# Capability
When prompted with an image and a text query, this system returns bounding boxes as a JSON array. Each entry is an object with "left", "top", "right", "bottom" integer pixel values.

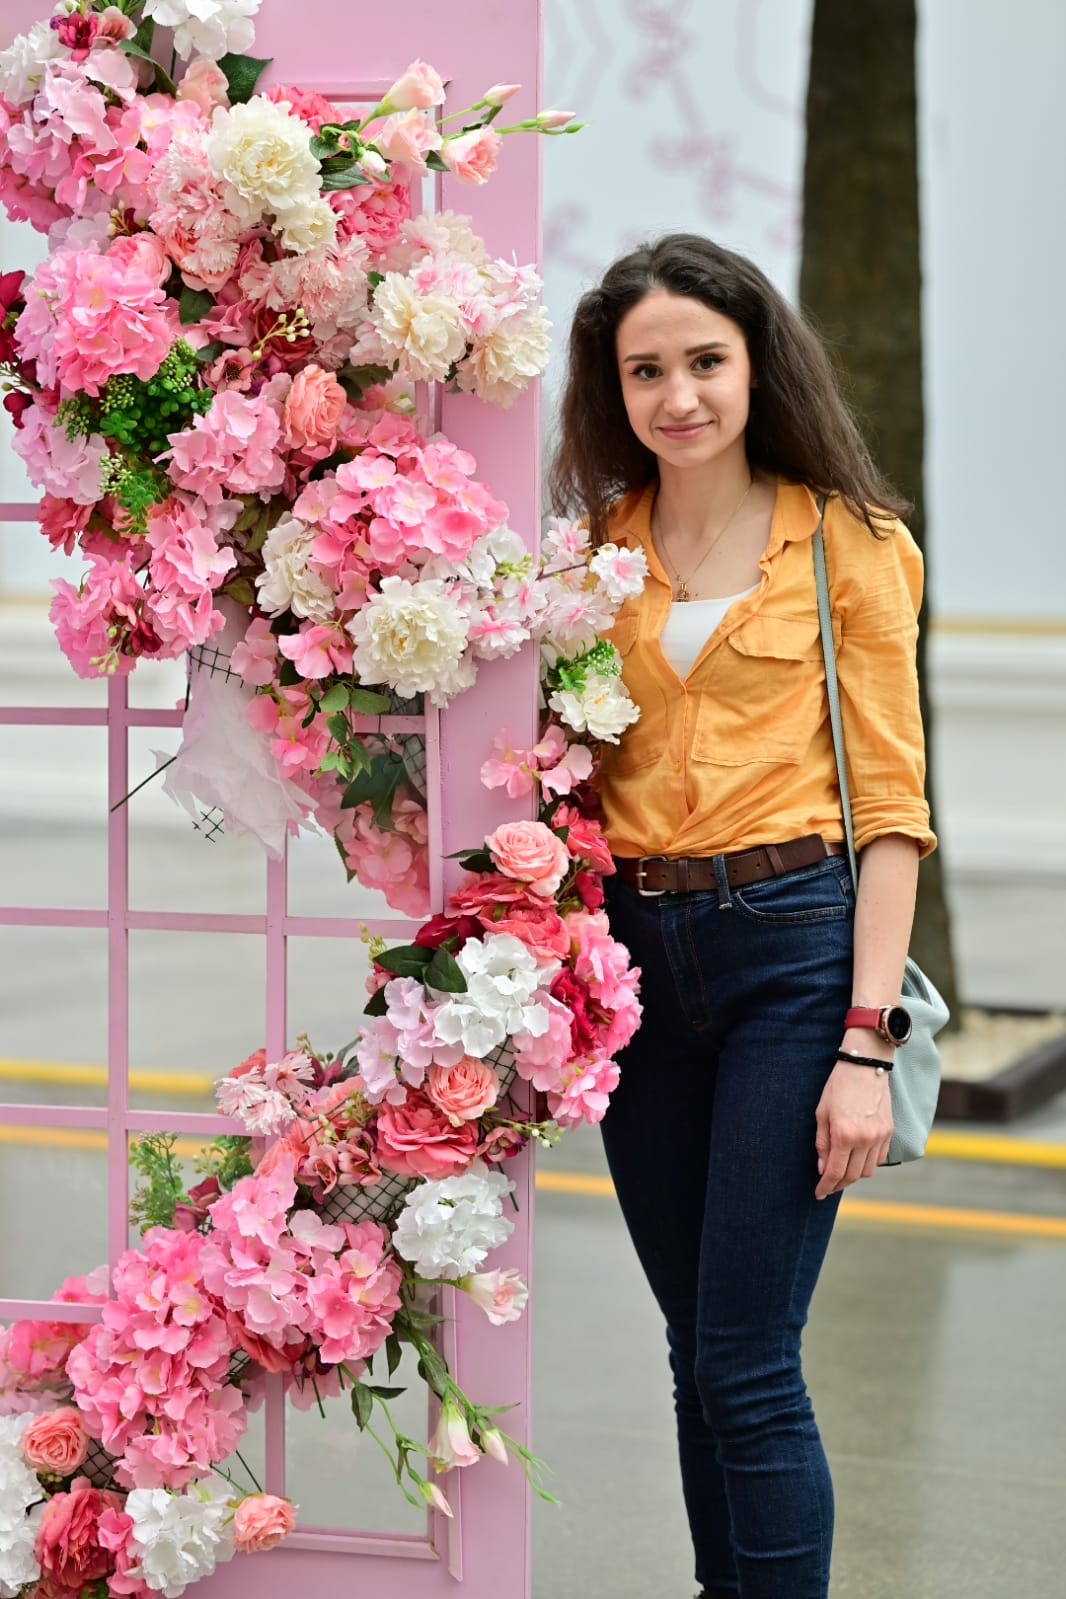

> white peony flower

[
  {"left": 274, "top": 197, "right": 338, "bottom": 256},
  {"left": 348, "top": 576, "right": 474, "bottom": 705},
  {"left": 549, "top": 670, "right": 641, "bottom": 744},
  {"left": 255, "top": 514, "right": 336, "bottom": 622},
  {"left": 206, "top": 95, "right": 322, "bottom": 223},
  {"left": 143, "top": 0, "right": 261, "bottom": 63},
  {"left": 589, "top": 542, "right": 650, "bottom": 604},
  {"left": 0, "top": 20, "right": 64, "bottom": 106},
  {"left": 457, "top": 304, "right": 552, "bottom": 409},
  {"left": 369, "top": 274, "right": 468, "bottom": 384},
  {"left": 432, "top": 933, "right": 556, "bottom": 1058},
  {"left": 125, "top": 1476, "right": 235, "bottom": 1598},
  {"left": 392, "top": 1161, "right": 514, "bottom": 1279}
]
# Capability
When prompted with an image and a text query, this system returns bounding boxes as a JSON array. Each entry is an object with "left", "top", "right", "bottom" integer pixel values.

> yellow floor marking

[
  {"left": 924, "top": 1129, "right": 1066, "bottom": 1169},
  {"left": 0, "top": 1060, "right": 213, "bottom": 1096},
  {"left": 0, "top": 1131, "right": 1063, "bottom": 1242},
  {"left": 5, "top": 1063, "right": 1066, "bottom": 1169}
]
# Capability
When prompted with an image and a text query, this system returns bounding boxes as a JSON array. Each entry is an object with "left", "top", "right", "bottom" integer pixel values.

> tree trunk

[{"left": 799, "top": 0, "right": 960, "bottom": 1021}]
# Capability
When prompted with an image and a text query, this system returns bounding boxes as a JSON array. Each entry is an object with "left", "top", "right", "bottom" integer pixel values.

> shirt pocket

[{"left": 691, "top": 613, "right": 836, "bottom": 767}]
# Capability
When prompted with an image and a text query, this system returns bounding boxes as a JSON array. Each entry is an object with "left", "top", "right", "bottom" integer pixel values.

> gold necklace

[{"left": 657, "top": 478, "right": 754, "bottom": 602}]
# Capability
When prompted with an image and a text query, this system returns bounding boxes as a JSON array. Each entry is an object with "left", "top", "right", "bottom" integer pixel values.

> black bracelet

[{"left": 836, "top": 1049, "right": 893, "bottom": 1072}]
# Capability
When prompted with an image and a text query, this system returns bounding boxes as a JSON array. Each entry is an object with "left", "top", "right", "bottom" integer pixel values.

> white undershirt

[{"left": 658, "top": 586, "right": 759, "bottom": 678}]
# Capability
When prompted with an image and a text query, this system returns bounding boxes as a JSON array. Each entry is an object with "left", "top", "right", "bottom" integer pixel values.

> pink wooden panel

[{"left": 0, "top": 2, "right": 544, "bottom": 1594}]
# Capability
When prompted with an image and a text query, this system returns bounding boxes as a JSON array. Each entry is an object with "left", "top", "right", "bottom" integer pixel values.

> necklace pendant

[{"left": 676, "top": 580, "right": 689, "bottom": 603}]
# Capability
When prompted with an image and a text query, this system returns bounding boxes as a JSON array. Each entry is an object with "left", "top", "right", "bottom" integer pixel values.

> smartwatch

[{"left": 844, "top": 1005, "right": 913, "bottom": 1045}]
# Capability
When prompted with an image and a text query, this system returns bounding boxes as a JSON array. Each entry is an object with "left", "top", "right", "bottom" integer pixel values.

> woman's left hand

[{"left": 813, "top": 1042, "right": 894, "bottom": 1200}]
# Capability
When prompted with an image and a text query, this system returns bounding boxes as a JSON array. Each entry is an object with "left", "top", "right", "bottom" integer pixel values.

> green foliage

[
  {"left": 195, "top": 1135, "right": 254, "bottom": 1192},
  {"left": 128, "top": 1133, "right": 187, "bottom": 1233},
  {"left": 216, "top": 52, "right": 273, "bottom": 105}
]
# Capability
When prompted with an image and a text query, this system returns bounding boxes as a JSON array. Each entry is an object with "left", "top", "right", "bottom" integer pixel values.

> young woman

[{"left": 549, "top": 234, "right": 935, "bottom": 1599}]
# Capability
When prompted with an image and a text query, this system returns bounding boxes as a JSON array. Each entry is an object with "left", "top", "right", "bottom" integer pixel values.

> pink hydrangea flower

[
  {"left": 49, "top": 248, "right": 179, "bottom": 396},
  {"left": 165, "top": 386, "right": 287, "bottom": 504},
  {"left": 50, "top": 556, "right": 163, "bottom": 678}
]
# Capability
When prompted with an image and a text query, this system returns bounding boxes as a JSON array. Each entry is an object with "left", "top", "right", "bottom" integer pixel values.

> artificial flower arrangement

[
  {"left": 0, "top": 767, "right": 645, "bottom": 1599},
  {"left": 0, "top": 0, "right": 583, "bottom": 894}
]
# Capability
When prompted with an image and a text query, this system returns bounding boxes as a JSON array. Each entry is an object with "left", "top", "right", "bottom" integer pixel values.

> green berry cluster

[
  {"left": 99, "top": 340, "right": 211, "bottom": 460},
  {"left": 99, "top": 453, "right": 169, "bottom": 535}
]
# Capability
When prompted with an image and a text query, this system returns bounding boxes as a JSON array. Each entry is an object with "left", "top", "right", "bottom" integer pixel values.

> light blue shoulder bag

[{"left": 812, "top": 512, "right": 949, "bottom": 1164}]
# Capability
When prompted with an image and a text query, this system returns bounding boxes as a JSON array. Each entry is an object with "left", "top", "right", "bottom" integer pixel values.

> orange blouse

[{"left": 598, "top": 479, "right": 936, "bottom": 861}]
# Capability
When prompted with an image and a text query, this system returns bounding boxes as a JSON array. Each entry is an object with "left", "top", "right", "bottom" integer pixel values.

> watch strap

[{"left": 844, "top": 1006, "right": 886, "bottom": 1034}]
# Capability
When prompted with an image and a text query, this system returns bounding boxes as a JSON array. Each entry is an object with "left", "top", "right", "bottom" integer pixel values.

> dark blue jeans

[{"left": 600, "top": 854, "right": 855, "bottom": 1599}]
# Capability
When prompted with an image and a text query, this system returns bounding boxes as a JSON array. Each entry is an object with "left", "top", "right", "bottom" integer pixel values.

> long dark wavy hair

[{"left": 548, "top": 233, "right": 909, "bottom": 543}]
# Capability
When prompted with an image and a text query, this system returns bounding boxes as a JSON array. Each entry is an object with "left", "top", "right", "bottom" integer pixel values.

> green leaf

[
  {"left": 450, "top": 849, "right": 494, "bottom": 875},
  {"left": 179, "top": 286, "right": 215, "bottom": 326},
  {"left": 318, "top": 683, "right": 351, "bottom": 715},
  {"left": 363, "top": 987, "right": 388, "bottom": 1016},
  {"left": 309, "top": 131, "right": 342, "bottom": 160},
  {"left": 349, "top": 686, "right": 391, "bottom": 715},
  {"left": 365, "top": 1385, "right": 406, "bottom": 1400},
  {"left": 374, "top": 943, "right": 431, "bottom": 980},
  {"left": 217, "top": 52, "right": 273, "bottom": 105},
  {"left": 118, "top": 37, "right": 176, "bottom": 95},
  {"left": 327, "top": 711, "right": 350, "bottom": 743},
  {"left": 193, "top": 340, "right": 225, "bottom": 364},
  {"left": 220, "top": 575, "right": 256, "bottom": 607},
  {"left": 347, "top": 738, "right": 372, "bottom": 778},
  {"left": 317, "top": 750, "right": 345, "bottom": 774},
  {"left": 350, "top": 1382, "right": 374, "bottom": 1430},
  {"left": 385, "top": 1333, "right": 403, "bottom": 1378},
  {"left": 424, "top": 150, "right": 450, "bottom": 173},
  {"left": 367, "top": 272, "right": 385, "bottom": 292},
  {"left": 416, "top": 1345, "right": 449, "bottom": 1400},
  {"left": 277, "top": 658, "right": 301, "bottom": 688},
  {"left": 424, "top": 946, "right": 467, "bottom": 994},
  {"left": 320, "top": 165, "right": 372, "bottom": 192},
  {"left": 337, "top": 362, "right": 394, "bottom": 402}
]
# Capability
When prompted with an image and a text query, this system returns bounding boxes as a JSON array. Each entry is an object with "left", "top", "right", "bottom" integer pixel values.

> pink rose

[
  {"left": 376, "top": 1091, "right": 479, "bottom": 1179},
  {"left": 176, "top": 58, "right": 231, "bottom": 116},
  {"left": 440, "top": 127, "right": 502, "bottom": 186},
  {"left": 107, "top": 232, "right": 171, "bottom": 288},
  {"left": 486, "top": 821, "right": 571, "bottom": 899},
  {"left": 22, "top": 1408, "right": 90, "bottom": 1477},
  {"left": 283, "top": 364, "right": 347, "bottom": 450},
  {"left": 382, "top": 60, "right": 446, "bottom": 111},
  {"left": 490, "top": 902, "right": 572, "bottom": 962},
  {"left": 424, "top": 1058, "right": 500, "bottom": 1125},
  {"left": 370, "top": 110, "right": 443, "bottom": 173},
  {"left": 35, "top": 1478, "right": 123, "bottom": 1591},
  {"left": 232, "top": 1494, "right": 297, "bottom": 1553},
  {"left": 460, "top": 1268, "right": 529, "bottom": 1325}
]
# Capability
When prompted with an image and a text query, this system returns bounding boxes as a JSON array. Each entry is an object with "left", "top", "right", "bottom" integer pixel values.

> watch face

[{"left": 885, "top": 1006, "right": 913, "bottom": 1044}]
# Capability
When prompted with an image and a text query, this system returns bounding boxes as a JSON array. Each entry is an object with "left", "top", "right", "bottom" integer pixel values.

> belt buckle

[{"left": 634, "top": 855, "right": 668, "bottom": 897}]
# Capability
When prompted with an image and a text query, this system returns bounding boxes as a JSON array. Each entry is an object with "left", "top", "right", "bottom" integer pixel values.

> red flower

[
  {"left": 549, "top": 969, "right": 600, "bottom": 1054},
  {"left": 413, "top": 912, "right": 481, "bottom": 951}
]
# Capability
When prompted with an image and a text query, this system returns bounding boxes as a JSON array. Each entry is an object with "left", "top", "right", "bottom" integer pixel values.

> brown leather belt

[{"left": 614, "top": 834, "right": 845, "bottom": 896}]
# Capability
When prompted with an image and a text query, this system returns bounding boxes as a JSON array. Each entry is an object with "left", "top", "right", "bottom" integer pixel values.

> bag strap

[{"left": 812, "top": 498, "right": 859, "bottom": 890}]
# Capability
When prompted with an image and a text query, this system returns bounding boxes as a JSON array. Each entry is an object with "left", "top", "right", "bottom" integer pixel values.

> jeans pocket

[{"left": 731, "top": 857, "right": 854, "bottom": 925}]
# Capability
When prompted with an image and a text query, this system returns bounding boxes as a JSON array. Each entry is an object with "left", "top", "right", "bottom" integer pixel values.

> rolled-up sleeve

[{"left": 836, "top": 524, "right": 936, "bottom": 857}]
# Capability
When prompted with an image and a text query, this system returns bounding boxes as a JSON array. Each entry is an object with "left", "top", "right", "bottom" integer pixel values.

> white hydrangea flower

[
  {"left": 143, "top": 0, "right": 261, "bottom": 63},
  {"left": 548, "top": 669, "right": 640, "bottom": 744},
  {"left": 589, "top": 542, "right": 650, "bottom": 604},
  {"left": 392, "top": 1160, "right": 514, "bottom": 1278},
  {"left": 369, "top": 274, "right": 468, "bottom": 384},
  {"left": 432, "top": 933, "right": 555, "bottom": 1058},
  {"left": 0, "top": 1415, "right": 45, "bottom": 1598},
  {"left": 348, "top": 576, "right": 474, "bottom": 704},
  {"left": 254, "top": 514, "right": 336, "bottom": 622},
  {"left": 125, "top": 1476, "right": 235, "bottom": 1598},
  {"left": 0, "top": 20, "right": 64, "bottom": 106},
  {"left": 206, "top": 95, "right": 322, "bottom": 223},
  {"left": 534, "top": 584, "right": 617, "bottom": 658}
]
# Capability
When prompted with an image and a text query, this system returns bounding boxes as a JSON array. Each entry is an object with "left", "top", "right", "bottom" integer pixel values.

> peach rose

[
  {"left": 22, "top": 1408, "right": 90, "bottom": 1477},
  {"left": 440, "top": 127, "right": 502, "bottom": 186},
  {"left": 376, "top": 1092, "right": 479, "bottom": 1179},
  {"left": 282, "top": 364, "right": 347, "bottom": 450},
  {"left": 232, "top": 1493, "right": 297, "bottom": 1554},
  {"left": 485, "top": 820, "right": 570, "bottom": 898},
  {"left": 176, "top": 58, "right": 231, "bottom": 116},
  {"left": 371, "top": 109, "right": 443, "bottom": 173},
  {"left": 106, "top": 232, "right": 171, "bottom": 288},
  {"left": 382, "top": 60, "right": 445, "bottom": 112},
  {"left": 424, "top": 1058, "right": 500, "bottom": 1126}
]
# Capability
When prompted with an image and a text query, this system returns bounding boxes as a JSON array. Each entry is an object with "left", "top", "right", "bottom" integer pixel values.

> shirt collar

[{"left": 610, "top": 477, "right": 823, "bottom": 568}]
